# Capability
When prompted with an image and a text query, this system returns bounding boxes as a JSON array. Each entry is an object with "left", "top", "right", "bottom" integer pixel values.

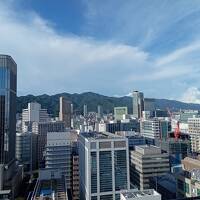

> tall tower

[
  {"left": 59, "top": 96, "right": 71, "bottom": 128},
  {"left": 132, "top": 91, "right": 144, "bottom": 118},
  {"left": 0, "top": 55, "right": 17, "bottom": 165},
  {"left": 97, "top": 105, "right": 103, "bottom": 118},
  {"left": 83, "top": 104, "right": 88, "bottom": 117}
]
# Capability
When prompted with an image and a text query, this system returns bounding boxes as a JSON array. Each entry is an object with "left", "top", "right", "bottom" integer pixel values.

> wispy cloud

[{"left": 180, "top": 87, "right": 200, "bottom": 104}]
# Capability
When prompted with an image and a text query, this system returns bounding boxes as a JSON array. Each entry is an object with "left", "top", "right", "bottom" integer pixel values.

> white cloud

[
  {"left": 180, "top": 87, "right": 200, "bottom": 104},
  {"left": 0, "top": 1, "right": 150, "bottom": 95},
  {"left": 1, "top": 0, "right": 200, "bottom": 101}
]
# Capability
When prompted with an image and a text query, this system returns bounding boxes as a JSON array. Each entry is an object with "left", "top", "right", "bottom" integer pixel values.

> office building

[
  {"left": 155, "top": 138, "right": 191, "bottom": 168},
  {"left": 97, "top": 105, "right": 103, "bottom": 119},
  {"left": 141, "top": 118, "right": 171, "bottom": 142},
  {"left": 188, "top": 118, "right": 200, "bottom": 153},
  {"left": 45, "top": 132, "right": 77, "bottom": 189},
  {"left": 78, "top": 131, "right": 130, "bottom": 200},
  {"left": 22, "top": 102, "right": 49, "bottom": 132},
  {"left": 180, "top": 110, "right": 199, "bottom": 123},
  {"left": 0, "top": 55, "right": 23, "bottom": 198},
  {"left": 83, "top": 104, "right": 88, "bottom": 117},
  {"left": 133, "top": 91, "right": 144, "bottom": 119},
  {"left": 106, "top": 120, "right": 140, "bottom": 134},
  {"left": 130, "top": 145, "right": 169, "bottom": 190},
  {"left": 32, "top": 121, "right": 65, "bottom": 167},
  {"left": 59, "top": 96, "right": 72, "bottom": 128},
  {"left": 16, "top": 132, "right": 38, "bottom": 172},
  {"left": 120, "top": 189, "right": 161, "bottom": 200},
  {"left": 114, "top": 107, "right": 128, "bottom": 121}
]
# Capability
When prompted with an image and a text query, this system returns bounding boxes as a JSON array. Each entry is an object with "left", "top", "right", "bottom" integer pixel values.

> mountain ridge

[{"left": 17, "top": 92, "right": 200, "bottom": 116}]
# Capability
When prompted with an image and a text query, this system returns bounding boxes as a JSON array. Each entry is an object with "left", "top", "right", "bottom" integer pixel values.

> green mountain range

[{"left": 17, "top": 92, "right": 200, "bottom": 116}]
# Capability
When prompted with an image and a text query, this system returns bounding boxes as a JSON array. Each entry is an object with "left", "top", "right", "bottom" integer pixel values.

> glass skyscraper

[
  {"left": 78, "top": 132, "right": 130, "bottom": 200},
  {"left": 0, "top": 55, "right": 17, "bottom": 165}
]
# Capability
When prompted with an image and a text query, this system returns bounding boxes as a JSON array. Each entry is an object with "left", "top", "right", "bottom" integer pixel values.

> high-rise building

[
  {"left": 0, "top": 55, "right": 23, "bottom": 198},
  {"left": 130, "top": 145, "right": 169, "bottom": 190},
  {"left": 32, "top": 121, "right": 65, "bottom": 167},
  {"left": 0, "top": 55, "right": 17, "bottom": 166},
  {"left": 97, "top": 105, "right": 103, "bottom": 118},
  {"left": 83, "top": 104, "right": 88, "bottom": 117},
  {"left": 132, "top": 91, "right": 144, "bottom": 119},
  {"left": 114, "top": 107, "right": 128, "bottom": 121},
  {"left": 78, "top": 131, "right": 130, "bottom": 200},
  {"left": 22, "top": 102, "right": 49, "bottom": 132},
  {"left": 188, "top": 118, "right": 200, "bottom": 153},
  {"left": 59, "top": 96, "right": 72, "bottom": 128},
  {"left": 45, "top": 132, "right": 77, "bottom": 189}
]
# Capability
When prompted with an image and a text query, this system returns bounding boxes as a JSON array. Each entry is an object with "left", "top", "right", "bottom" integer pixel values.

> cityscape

[{"left": 1, "top": 1, "right": 200, "bottom": 200}]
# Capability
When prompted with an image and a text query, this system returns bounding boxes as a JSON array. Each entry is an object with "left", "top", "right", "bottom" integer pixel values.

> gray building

[
  {"left": 97, "top": 105, "right": 103, "bottom": 119},
  {"left": 133, "top": 91, "right": 144, "bottom": 119},
  {"left": 32, "top": 121, "right": 65, "bottom": 168},
  {"left": 16, "top": 132, "right": 38, "bottom": 172},
  {"left": 78, "top": 131, "right": 130, "bottom": 200},
  {"left": 130, "top": 145, "right": 170, "bottom": 190},
  {"left": 45, "top": 132, "right": 77, "bottom": 189},
  {"left": 84, "top": 104, "right": 88, "bottom": 117}
]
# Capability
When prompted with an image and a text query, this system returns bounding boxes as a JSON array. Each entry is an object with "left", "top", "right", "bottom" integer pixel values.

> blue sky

[{"left": 1, "top": 0, "right": 200, "bottom": 102}]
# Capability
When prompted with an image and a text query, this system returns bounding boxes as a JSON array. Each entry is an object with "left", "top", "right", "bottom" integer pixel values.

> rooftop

[
  {"left": 81, "top": 131, "right": 122, "bottom": 140},
  {"left": 121, "top": 189, "right": 161, "bottom": 199},
  {"left": 32, "top": 178, "right": 67, "bottom": 200}
]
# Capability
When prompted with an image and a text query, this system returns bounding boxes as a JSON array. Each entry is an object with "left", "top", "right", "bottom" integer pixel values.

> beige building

[
  {"left": 130, "top": 145, "right": 170, "bottom": 190},
  {"left": 177, "top": 157, "right": 200, "bottom": 198},
  {"left": 188, "top": 118, "right": 200, "bottom": 153},
  {"left": 182, "top": 157, "right": 200, "bottom": 171}
]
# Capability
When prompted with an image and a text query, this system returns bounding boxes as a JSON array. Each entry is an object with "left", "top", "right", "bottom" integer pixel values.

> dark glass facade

[
  {"left": 0, "top": 55, "right": 17, "bottom": 164},
  {"left": 91, "top": 152, "right": 97, "bottom": 193},
  {"left": 114, "top": 150, "right": 127, "bottom": 191},
  {"left": 99, "top": 151, "right": 112, "bottom": 192}
]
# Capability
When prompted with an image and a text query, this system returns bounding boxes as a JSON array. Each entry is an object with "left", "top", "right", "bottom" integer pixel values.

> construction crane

[
  {"left": 174, "top": 121, "right": 180, "bottom": 141},
  {"left": 167, "top": 107, "right": 180, "bottom": 141}
]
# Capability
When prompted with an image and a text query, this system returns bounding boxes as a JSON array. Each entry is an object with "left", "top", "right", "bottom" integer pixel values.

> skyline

[{"left": 1, "top": 0, "right": 200, "bottom": 102}]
